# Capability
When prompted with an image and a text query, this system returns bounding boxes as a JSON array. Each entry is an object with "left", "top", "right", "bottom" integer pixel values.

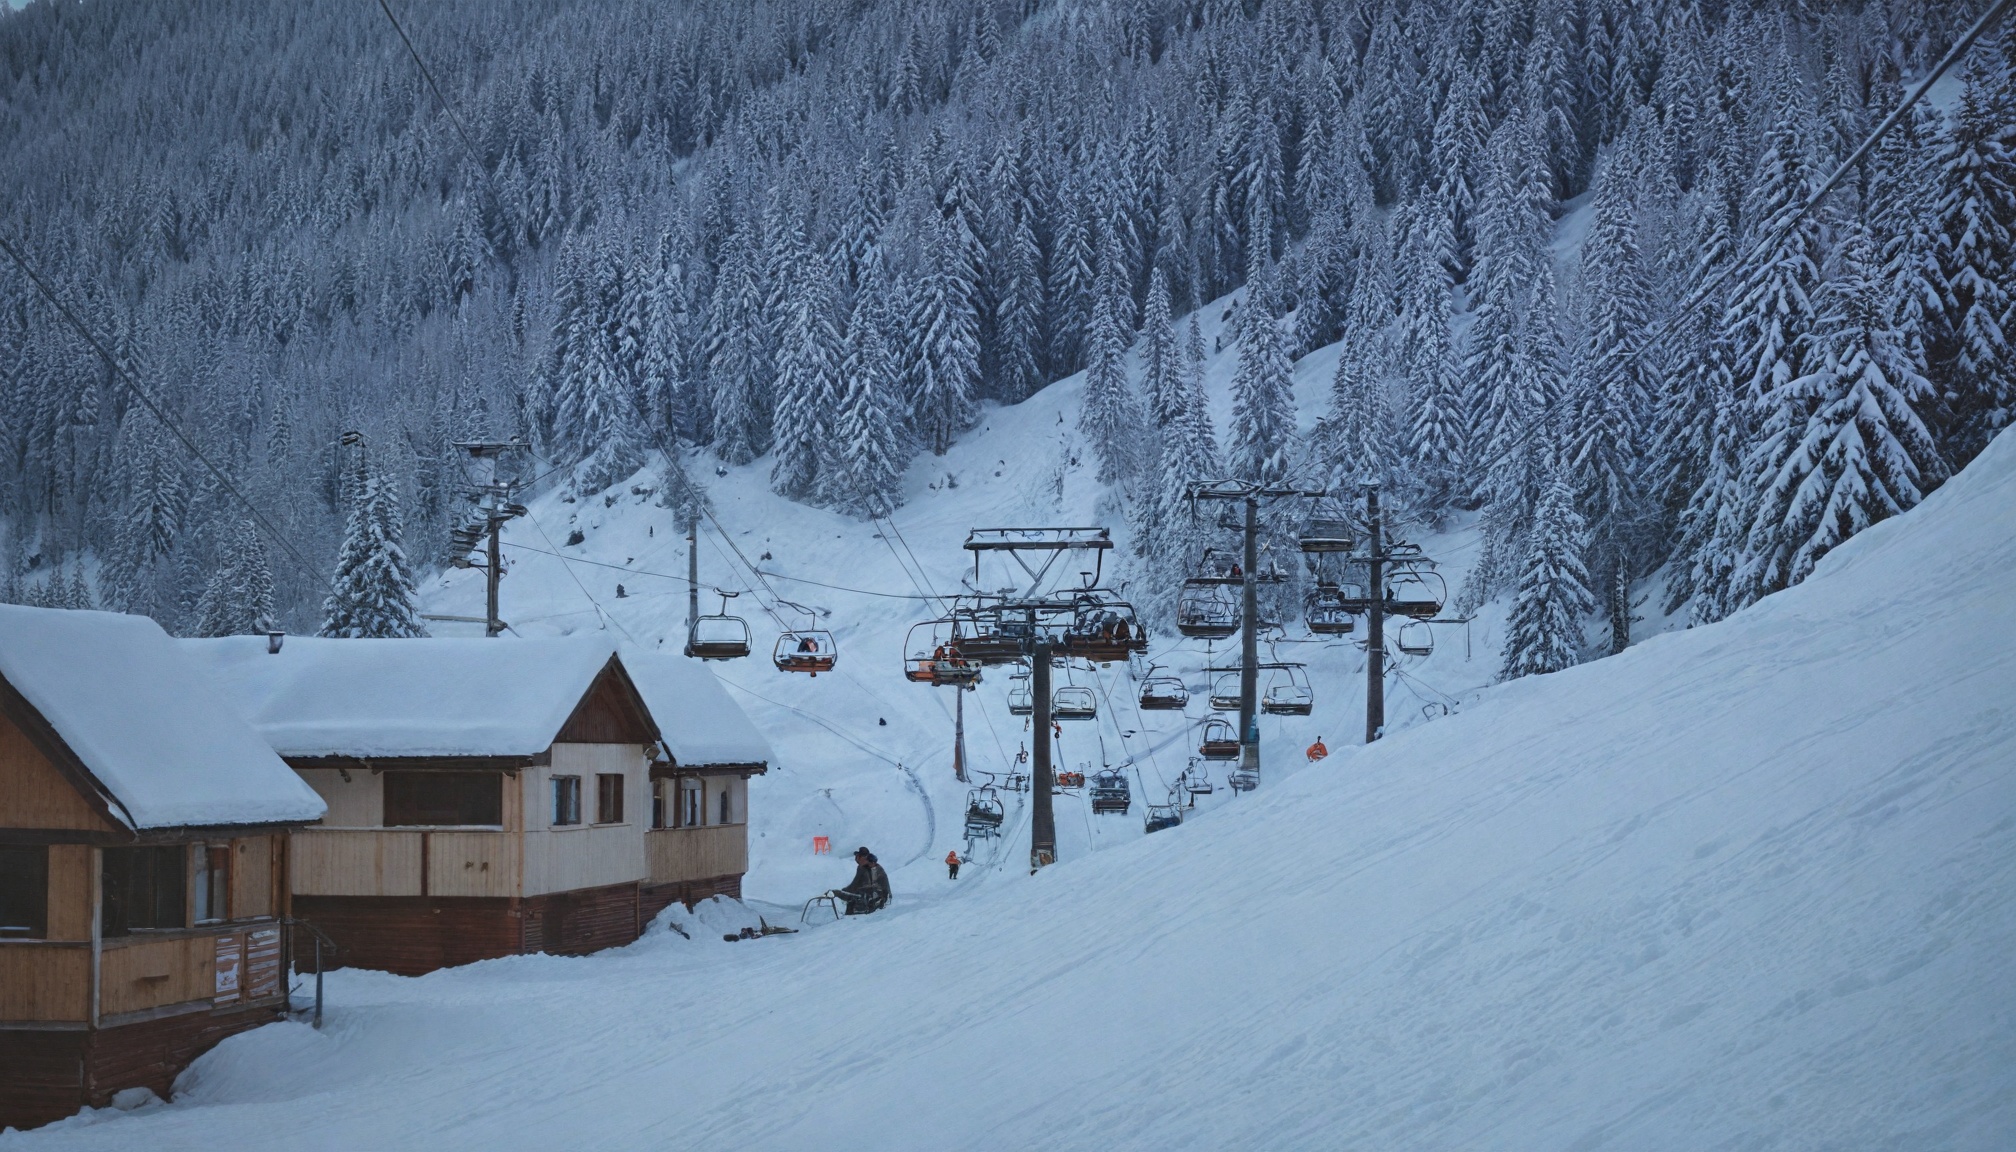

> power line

[
  {"left": 374, "top": 0, "right": 486, "bottom": 166},
  {"left": 1481, "top": 0, "right": 2015, "bottom": 477},
  {"left": 0, "top": 231, "right": 329, "bottom": 590}
]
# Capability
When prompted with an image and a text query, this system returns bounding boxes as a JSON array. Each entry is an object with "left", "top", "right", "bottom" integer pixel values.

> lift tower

[{"left": 447, "top": 441, "right": 530, "bottom": 636}]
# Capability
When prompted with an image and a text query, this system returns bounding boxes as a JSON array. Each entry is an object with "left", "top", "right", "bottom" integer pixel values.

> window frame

[
  {"left": 100, "top": 845, "right": 188, "bottom": 937},
  {"left": 383, "top": 770, "right": 505, "bottom": 828},
  {"left": 192, "top": 842, "right": 232, "bottom": 924},
  {"left": 677, "top": 777, "right": 702, "bottom": 828},
  {"left": 717, "top": 784, "right": 732, "bottom": 826},
  {"left": 551, "top": 775, "right": 583, "bottom": 827},
  {"left": 595, "top": 773, "right": 625, "bottom": 825},
  {"left": 0, "top": 844, "right": 49, "bottom": 940},
  {"left": 650, "top": 777, "right": 667, "bottom": 830}
]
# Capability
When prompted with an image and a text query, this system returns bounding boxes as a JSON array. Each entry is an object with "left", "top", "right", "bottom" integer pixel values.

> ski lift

[
  {"left": 1209, "top": 673, "right": 1243, "bottom": 712},
  {"left": 1190, "top": 546, "right": 1245, "bottom": 584},
  {"left": 685, "top": 591, "right": 752, "bottom": 660},
  {"left": 772, "top": 610, "right": 837, "bottom": 675},
  {"left": 1054, "top": 769, "right": 1086, "bottom": 791},
  {"left": 903, "top": 619, "right": 981, "bottom": 686},
  {"left": 1089, "top": 769, "right": 1132, "bottom": 814},
  {"left": 952, "top": 606, "right": 1030, "bottom": 666},
  {"left": 1137, "top": 667, "right": 1190, "bottom": 711},
  {"left": 963, "top": 787, "right": 1005, "bottom": 838},
  {"left": 1007, "top": 673, "right": 1034, "bottom": 716},
  {"left": 1052, "top": 685, "right": 1097, "bottom": 721},
  {"left": 1182, "top": 758, "right": 1216, "bottom": 796},
  {"left": 1261, "top": 663, "right": 1314, "bottom": 717},
  {"left": 1175, "top": 584, "right": 1240, "bottom": 639},
  {"left": 1199, "top": 718, "right": 1239, "bottom": 760},
  {"left": 1385, "top": 568, "right": 1447, "bottom": 620},
  {"left": 1396, "top": 619, "right": 1435, "bottom": 657},
  {"left": 1298, "top": 516, "right": 1356, "bottom": 554},
  {"left": 1228, "top": 766, "right": 1260, "bottom": 793},
  {"left": 1305, "top": 584, "right": 1358, "bottom": 635},
  {"left": 1061, "top": 600, "right": 1147, "bottom": 664},
  {"left": 1144, "top": 801, "right": 1183, "bottom": 834}
]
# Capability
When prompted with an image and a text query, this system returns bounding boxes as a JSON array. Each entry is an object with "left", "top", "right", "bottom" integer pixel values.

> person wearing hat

[
  {"left": 834, "top": 846, "right": 890, "bottom": 915},
  {"left": 945, "top": 849, "right": 961, "bottom": 880}
]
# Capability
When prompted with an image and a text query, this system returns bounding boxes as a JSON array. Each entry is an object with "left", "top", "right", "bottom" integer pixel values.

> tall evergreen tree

[
  {"left": 1228, "top": 274, "right": 1297, "bottom": 485},
  {"left": 909, "top": 218, "right": 981, "bottom": 455},
  {"left": 1926, "top": 54, "right": 2016, "bottom": 464},
  {"left": 320, "top": 456, "right": 425, "bottom": 638},
  {"left": 193, "top": 520, "right": 276, "bottom": 637},
  {"left": 1498, "top": 461, "right": 1593, "bottom": 682},
  {"left": 828, "top": 259, "right": 906, "bottom": 518},
  {"left": 1139, "top": 270, "right": 1183, "bottom": 428},
  {"left": 769, "top": 256, "right": 843, "bottom": 499}
]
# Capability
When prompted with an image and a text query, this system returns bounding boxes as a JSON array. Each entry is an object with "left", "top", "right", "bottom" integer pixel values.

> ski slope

[{"left": 11, "top": 343, "right": 2014, "bottom": 1149}]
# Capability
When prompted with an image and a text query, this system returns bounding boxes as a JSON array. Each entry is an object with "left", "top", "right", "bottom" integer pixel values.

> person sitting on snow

[{"left": 834, "top": 846, "right": 890, "bottom": 915}]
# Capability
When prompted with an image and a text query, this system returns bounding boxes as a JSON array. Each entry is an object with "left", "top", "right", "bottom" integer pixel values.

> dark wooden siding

[
  {"left": 0, "top": 999, "right": 285, "bottom": 1132},
  {"left": 555, "top": 661, "right": 657, "bottom": 745},
  {"left": 519, "top": 882, "right": 642, "bottom": 955},
  {"left": 639, "top": 873, "right": 743, "bottom": 925},
  {"left": 294, "top": 883, "right": 645, "bottom": 976}
]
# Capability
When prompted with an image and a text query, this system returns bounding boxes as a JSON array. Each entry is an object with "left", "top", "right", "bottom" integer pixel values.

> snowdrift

[{"left": 13, "top": 438, "right": 2013, "bottom": 1149}]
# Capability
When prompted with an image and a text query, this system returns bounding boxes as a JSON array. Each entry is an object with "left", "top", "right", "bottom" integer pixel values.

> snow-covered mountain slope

[{"left": 13, "top": 348, "right": 2014, "bottom": 1149}]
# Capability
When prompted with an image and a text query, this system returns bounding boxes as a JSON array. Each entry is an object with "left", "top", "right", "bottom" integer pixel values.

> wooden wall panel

[
  {"left": 231, "top": 836, "right": 274, "bottom": 920},
  {"left": 521, "top": 882, "right": 640, "bottom": 955},
  {"left": 427, "top": 832, "right": 519, "bottom": 898},
  {"left": 0, "top": 715, "right": 111, "bottom": 832},
  {"left": 522, "top": 745, "right": 647, "bottom": 898},
  {"left": 79, "top": 1000, "right": 282, "bottom": 1116},
  {"left": 98, "top": 935, "right": 213, "bottom": 1018},
  {"left": 296, "top": 767, "right": 380, "bottom": 827},
  {"left": 554, "top": 664, "right": 657, "bottom": 745},
  {"left": 639, "top": 874, "right": 742, "bottom": 924},
  {"left": 44, "top": 845, "right": 94, "bottom": 942},
  {"left": 291, "top": 896, "right": 523, "bottom": 976},
  {"left": 291, "top": 830, "right": 421, "bottom": 897},
  {"left": 0, "top": 945, "right": 90, "bottom": 1022},
  {"left": 646, "top": 825, "right": 747, "bottom": 885}
]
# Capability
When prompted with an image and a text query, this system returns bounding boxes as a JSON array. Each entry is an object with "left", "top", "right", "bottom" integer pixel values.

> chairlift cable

[{"left": 519, "top": 508, "right": 644, "bottom": 644}]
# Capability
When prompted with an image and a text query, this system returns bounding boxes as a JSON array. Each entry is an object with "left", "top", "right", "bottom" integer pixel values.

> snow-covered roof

[
  {"left": 0, "top": 606, "right": 326, "bottom": 830},
  {"left": 620, "top": 648, "right": 773, "bottom": 769},
  {"left": 182, "top": 635, "right": 631, "bottom": 759}
]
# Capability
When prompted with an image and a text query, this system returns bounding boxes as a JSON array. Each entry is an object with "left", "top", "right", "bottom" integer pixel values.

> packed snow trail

[{"left": 15, "top": 407, "right": 2016, "bottom": 1152}]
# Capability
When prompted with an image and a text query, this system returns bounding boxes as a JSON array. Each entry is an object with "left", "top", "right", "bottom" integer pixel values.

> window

[
  {"left": 718, "top": 785, "right": 733, "bottom": 826},
  {"left": 193, "top": 843, "right": 231, "bottom": 924},
  {"left": 596, "top": 774, "right": 625, "bottom": 824},
  {"left": 102, "top": 845, "right": 186, "bottom": 937},
  {"left": 678, "top": 777, "right": 702, "bottom": 828},
  {"left": 383, "top": 771, "right": 503, "bottom": 827},
  {"left": 552, "top": 776, "right": 582, "bottom": 826},
  {"left": 0, "top": 846, "right": 48, "bottom": 939},
  {"left": 651, "top": 778, "right": 666, "bottom": 830}
]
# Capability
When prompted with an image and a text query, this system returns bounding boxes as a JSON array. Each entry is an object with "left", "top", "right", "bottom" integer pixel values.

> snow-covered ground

[{"left": 10, "top": 317, "right": 2015, "bottom": 1147}]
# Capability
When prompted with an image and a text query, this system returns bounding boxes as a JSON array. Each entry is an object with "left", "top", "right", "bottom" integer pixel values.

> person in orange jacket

[
  {"left": 1307, "top": 737, "right": 1329, "bottom": 762},
  {"left": 945, "top": 850, "right": 961, "bottom": 880}
]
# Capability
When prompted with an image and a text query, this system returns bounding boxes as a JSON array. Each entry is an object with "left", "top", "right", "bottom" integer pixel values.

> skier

[
  {"left": 945, "top": 850, "right": 961, "bottom": 880},
  {"left": 834, "top": 846, "right": 890, "bottom": 915},
  {"left": 1307, "top": 737, "right": 1328, "bottom": 762}
]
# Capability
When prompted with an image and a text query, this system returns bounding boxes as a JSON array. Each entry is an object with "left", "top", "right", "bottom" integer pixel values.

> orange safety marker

[
  {"left": 813, "top": 836, "right": 831, "bottom": 854},
  {"left": 1306, "top": 738, "right": 1329, "bottom": 762}
]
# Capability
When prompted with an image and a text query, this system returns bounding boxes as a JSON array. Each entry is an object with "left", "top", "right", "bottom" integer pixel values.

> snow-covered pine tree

[
  {"left": 1725, "top": 88, "right": 1824, "bottom": 410},
  {"left": 1398, "top": 191, "right": 1466, "bottom": 511},
  {"left": 1047, "top": 184, "right": 1097, "bottom": 377},
  {"left": 908, "top": 217, "right": 981, "bottom": 456},
  {"left": 320, "top": 456, "right": 425, "bottom": 639},
  {"left": 1139, "top": 270, "right": 1182, "bottom": 428},
  {"left": 1079, "top": 232, "right": 1147, "bottom": 487},
  {"left": 550, "top": 242, "right": 647, "bottom": 494},
  {"left": 705, "top": 226, "right": 773, "bottom": 465},
  {"left": 193, "top": 520, "right": 276, "bottom": 637},
  {"left": 1228, "top": 272, "right": 1297, "bottom": 485},
  {"left": 105, "top": 419, "right": 187, "bottom": 614},
  {"left": 1926, "top": 52, "right": 2016, "bottom": 465},
  {"left": 1498, "top": 459, "right": 1594, "bottom": 682},
  {"left": 1730, "top": 219, "right": 1947, "bottom": 608},
  {"left": 829, "top": 258, "right": 907, "bottom": 519},
  {"left": 769, "top": 251, "right": 842, "bottom": 500}
]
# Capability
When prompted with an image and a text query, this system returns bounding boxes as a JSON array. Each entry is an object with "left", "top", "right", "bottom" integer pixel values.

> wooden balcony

[{"left": 646, "top": 824, "right": 746, "bottom": 885}]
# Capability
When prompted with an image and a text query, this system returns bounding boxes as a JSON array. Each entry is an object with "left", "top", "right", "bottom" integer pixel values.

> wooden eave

[
  {"left": 284, "top": 752, "right": 549, "bottom": 773},
  {"left": 0, "top": 668, "right": 136, "bottom": 837},
  {"left": 650, "top": 760, "right": 769, "bottom": 780}
]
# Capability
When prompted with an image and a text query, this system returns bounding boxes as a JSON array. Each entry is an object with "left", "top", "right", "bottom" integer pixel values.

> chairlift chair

[
  {"left": 1261, "top": 664, "right": 1314, "bottom": 717},
  {"left": 1089, "top": 769, "right": 1132, "bottom": 815},
  {"left": 1051, "top": 686, "right": 1097, "bottom": 721},
  {"left": 1228, "top": 766, "right": 1260, "bottom": 793},
  {"left": 963, "top": 787, "right": 1006, "bottom": 838},
  {"left": 1137, "top": 671, "right": 1190, "bottom": 711},
  {"left": 1189, "top": 547, "right": 1245, "bottom": 585},
  {"left": 685, "top": 591, "right": 753, "bottom": 660},
  {"left": 1061, "top": 600, "right": 1148, "bottom": 664},
  {"left": 1144, "top": 802, "right": 1183, "bottom": 834},
  {"left": 1385, "top": 568, "right": 1448, "bottom": 620},
  {"left": 1007, "top": 675, "right": 1034, "bottom": 716},
  {"left": 773, "top": 629, "right": 837, "bottom": 675},
  {"left": 903, "top": 619, "right": 982, "bottom": 687},
  {"left": 1209, "top": 673, "right": 1243, "bottom": 712},
  {"left": 1199, "top": 718, "right": 1240, "bottom": 760},
  {"left": 1183, "top": 758, "right": 1216, "bottom": 796},
  {"left": 1396, "top": 619, "right": 1435, "bottom": 657},
  {"left": 1305, "top": 585, "right": 1357, "bottom": 636},
  {"left": 1054, "top": 769, "right": 1086, "bottom": 791},
  {"left": 954, "top": 610, "right": 1030, "bottom": 665},
  {"left": 1298, "top": 516, "right": 1356, "bottom": 554},
  {"left": 1175, "top": 584, "right": 1240, "bottom": 639}
]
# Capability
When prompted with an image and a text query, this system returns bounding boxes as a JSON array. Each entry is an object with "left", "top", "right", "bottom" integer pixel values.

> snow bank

[
  {"left": 0, "top": 607, "right": 324, "bottom": 830},
  {"left": 181, "top": 635, "right": 623, "bottom": 758},
  {"left": 620, "top": 647, "right": 773, "bottom": 768}
]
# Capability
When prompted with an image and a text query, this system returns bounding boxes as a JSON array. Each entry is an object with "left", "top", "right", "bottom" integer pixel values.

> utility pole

[
  {"left": 1239, "top": 494, "right": 1261, "bottom": 776},
  {"left": 953, "top": 685, "right": 968, "bottom": 783},
  {"left": 1365, "top": 483, "right": 1385, "bottom": 743},
  {"left": 1029, "top": 636, "right": 1055, "bottom": 869},
  {"left": 686, "top": 519, "right": 700, "bottom": 642},
  {"left": 448, "top": 441, "right": 529, "bottom": 637}
]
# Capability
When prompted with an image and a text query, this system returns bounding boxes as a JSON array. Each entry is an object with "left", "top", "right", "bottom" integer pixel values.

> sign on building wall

[{"left": 214, "top": 933, "right": 243, "bottom": 1005}]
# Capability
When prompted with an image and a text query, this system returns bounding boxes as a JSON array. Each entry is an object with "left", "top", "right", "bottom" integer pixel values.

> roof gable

[
  {"left": 619, "top": 648, "right": 773, "bottom": 769},
  {"left": 0, "top": 606, "right": 327, "bottom": 831},
  {"left": 555, "top": 658, "right": 659, "bottom": 745}
]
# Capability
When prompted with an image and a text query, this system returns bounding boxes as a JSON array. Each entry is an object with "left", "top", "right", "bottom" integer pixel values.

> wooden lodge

[
  {"left": 184, "top": 637, "right": 771, "bottom": 977},
  {"left": 0, "top": 606, "right": 327, "bottom": 1132}
]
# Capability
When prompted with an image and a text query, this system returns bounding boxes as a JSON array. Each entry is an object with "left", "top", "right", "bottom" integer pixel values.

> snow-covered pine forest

[{"left": 2, "top": 0, "right": 2011, "bottom": 676}]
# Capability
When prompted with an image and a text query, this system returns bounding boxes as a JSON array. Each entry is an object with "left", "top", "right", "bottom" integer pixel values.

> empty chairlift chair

[
  {"left": 1137, "top": 670, "right": 1189, "bottom": 711},
  {"left": 1182, "top": 758, "right": 1215, "bottom": 796},
  {"left": 964, "top": 787, "right": 1005, "bottom": 839},
  {"left": 1385, "top": 568, "right": 1448, "bottom": 620},
  {"left": 1305, "top": 584, "right": 1357, "bottom": 636},
  {"left": 1007, "top": 674, "right": 1034, "bottom": 716},
  {"left": 1396, "top": 620, "right": 1435, "bottom": 657},
  {"left": 1089, "top": 769, "right": 1132, "bottom": 815},
  {"left": 1209, "top": 673, "right": 1243, "bottom": 712},
  {"left": 1199, "top": 718, "right": 1240, "bottom": 761},
  {"left": 1228, "top": 765, "right": 1260, "bottom": 793},
  {"left": 686, "top": 592, "right": 753, "bottom": 660},
  {"left": 1261, "top": 664, "right": 1314, "bottom": 717},
  {"left": 1176, "top": 584, "right": 1240, "bottom": 639},
  {"left": 1298, "top": 516, "right": 1356, "bottom": 554},
  {"left": 1144, "top": 800, "right": 1183, "bottom": 833},
  {"left": 1052, "top": 685, "right": 1097, "bottom": 721}
]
